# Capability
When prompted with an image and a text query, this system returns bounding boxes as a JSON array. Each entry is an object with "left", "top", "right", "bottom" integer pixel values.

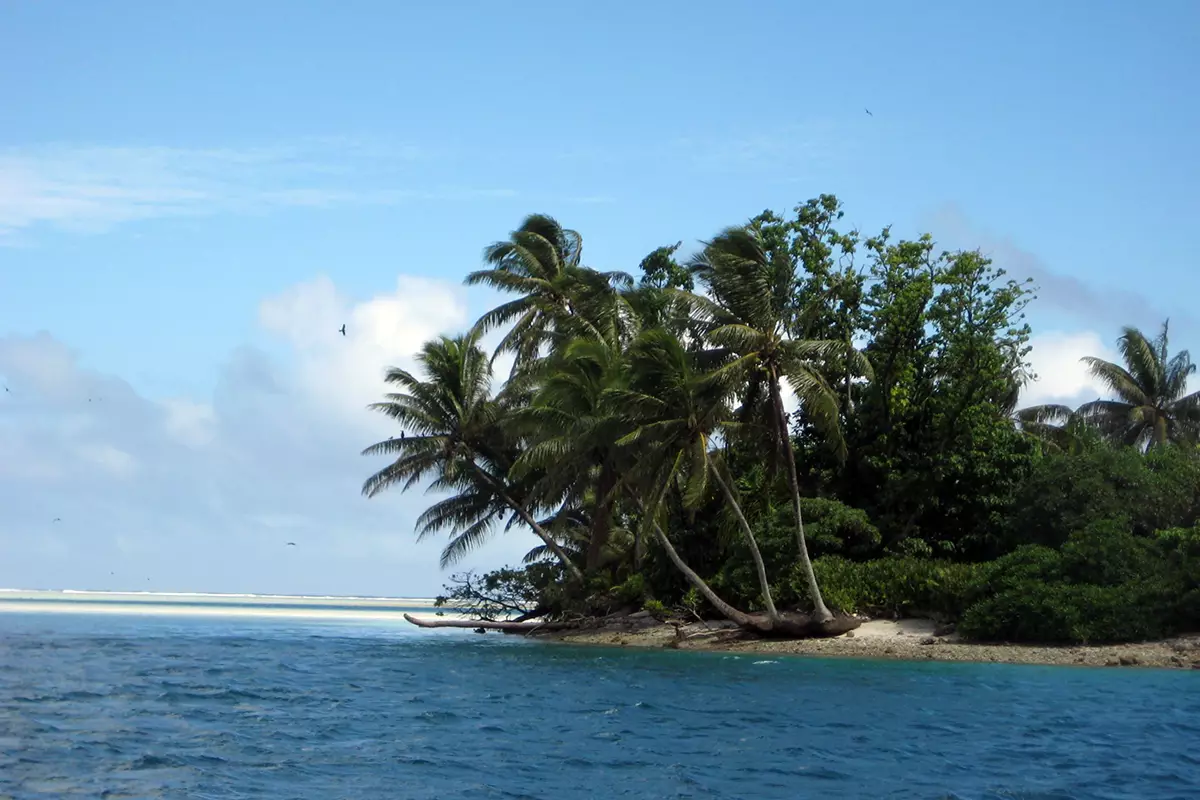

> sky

[{"left": 1, "top": 1, "right": 1198, "bottom": 596}]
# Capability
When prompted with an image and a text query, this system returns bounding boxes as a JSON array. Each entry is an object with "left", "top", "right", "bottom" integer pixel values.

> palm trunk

[
  {"left": 629, "top": 487, "right": 756, "bottom": 628},
  {"left": 470, "top": 464, "right": 586, "bottom": 584},
  {"left": 769, "top": 376, "right": 833, "bottom": 623},
  {"left": 585, "top": 463, "right": 617, "bottom": 572},
  {"left": 648, "top": 520, "right": 756, "bottom": 629},
  {"left": 711, "top": 469, "right": 780, "bottom": 622}
]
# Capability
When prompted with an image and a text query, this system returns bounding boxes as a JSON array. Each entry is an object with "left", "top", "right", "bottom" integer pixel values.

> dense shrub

[
  {"left": 959, "top": 582, "right": 1174, "bottom": 644},
  {"left": 959, "top": 521, "right": 1188, "bottom": 643},
  {"left": 800, "top": 498, "right": 883, "bottom": 558},
  {"left": 793, "top": 556, "right": 982, "bottom": 617},
  {"left": 1006, "top": 445, "right": 1200, "bottom": 550}
]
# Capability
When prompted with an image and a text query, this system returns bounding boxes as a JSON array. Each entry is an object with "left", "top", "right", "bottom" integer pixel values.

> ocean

[{"left": 1, "top": 591, "right": 1198, "bottom": 799}]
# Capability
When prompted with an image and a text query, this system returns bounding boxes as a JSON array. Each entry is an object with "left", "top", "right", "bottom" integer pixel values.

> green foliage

[
  {"left": 1006, "top": 443, "right": 1200, "bottom": 550},
  {"left": 796, "top": 557, "right": 982, "bottom": 617},
  {"left": 610, "top": 573, "right": 647, "bottom": 606},
  {"left": 960, "top": 583, "right": 1172, "bottom": 645},
  {"left": 642, "top": 598, "right": 671, "bottom": 621},
  {"left": 959, "top": 522, "right": 1188, "bottom": 644},
  {"left": 803, "top": 231, "right": 1039, "bottom": 560},
  {"left": 797, "top": 498, "right": 880, "bottom": 556}
]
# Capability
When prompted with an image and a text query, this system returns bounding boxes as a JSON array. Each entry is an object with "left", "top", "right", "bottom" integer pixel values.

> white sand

[
  {"left": 849, "top": 618, "right": 942, "bottom": 639},
  {"left": 0, "top": 589, "right": 467, "bottom": 622}
]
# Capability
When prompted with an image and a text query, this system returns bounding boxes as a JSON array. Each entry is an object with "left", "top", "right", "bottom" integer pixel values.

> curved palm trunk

[
  {"left": 470, "top": 465, "right": 586, "bottom": 584},
  {"left": 769, "top": 376, "right": 833, "bottom": 623},
  {"left": 628, "top": 487, "right": 754, "bottom": 628},
  {"left": 648, "top": 520, "right": 756, "bottom": 629},
  {"left": 711, "top": 469, "right": 780, "bottom": 622}
]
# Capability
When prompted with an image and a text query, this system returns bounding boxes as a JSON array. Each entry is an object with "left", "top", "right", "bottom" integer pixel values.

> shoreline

[{"left": 535, "top": 615, "right": 1200, "bottom": 670}]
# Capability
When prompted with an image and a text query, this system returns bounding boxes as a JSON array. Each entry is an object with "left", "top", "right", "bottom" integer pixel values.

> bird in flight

[
  {"left": 339, "top": 324, "right": 346, "bottom": 336},
  {"left": 286, "top": 542, "right": 297, "bottom": 546},
  {"left": 3, "top": 386, "right": 9, "bottom": 393},
  {"left": 865, "top": 108, "right": 873, "bottom": 116},
  {"left": 53, "top": 517, "right": 62, "bottom": 523}
]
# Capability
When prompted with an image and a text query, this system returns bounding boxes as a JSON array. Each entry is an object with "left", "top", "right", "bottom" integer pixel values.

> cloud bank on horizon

[{"left": 0, "top": 270, "right": 536, "bottom": 597}]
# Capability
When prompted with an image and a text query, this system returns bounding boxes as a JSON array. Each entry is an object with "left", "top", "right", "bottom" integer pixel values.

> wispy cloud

[
  {"left": 926, "top": 203, "right": 1192, "bottom": 332},
  {"left": 0, "top": 138, "right": 514, "bottom": 240}
]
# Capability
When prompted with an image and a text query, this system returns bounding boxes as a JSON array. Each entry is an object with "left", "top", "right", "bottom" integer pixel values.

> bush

[
  {"left": 958, "top": 521, "right": 1187, "bottom": 643},
  {"left": 800, "top": 498, "right": 883, "bottom": 558},
  {"left": 959, "top": 582, "right": 1174, "bottom": 644},
  {"left": 1059, "top": 520, "right": 1160, "bottom": 586},
  {"left": 1005, "top": 444, "right": 1200, "bottom": 551},
  {"left": 792, "top": 556, "right": 982, "bottom": 617}
]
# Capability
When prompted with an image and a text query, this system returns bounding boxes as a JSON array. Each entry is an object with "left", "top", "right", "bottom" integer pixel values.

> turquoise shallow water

[{"left": 1, "top": 611, "right": 1198, "bottom": 799}]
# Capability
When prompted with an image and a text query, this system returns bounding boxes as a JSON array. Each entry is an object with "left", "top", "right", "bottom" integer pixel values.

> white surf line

[
  {"left": 0, "top": 601, "right": 473, "bottom": 622},
  {"left": 0, "top": 590, "right": 445, "bottom": 608}
]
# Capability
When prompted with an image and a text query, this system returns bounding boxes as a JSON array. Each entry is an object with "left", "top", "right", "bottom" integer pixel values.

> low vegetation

[{"left": 362, "top": 196, "right": 1200, "bottom": 645}]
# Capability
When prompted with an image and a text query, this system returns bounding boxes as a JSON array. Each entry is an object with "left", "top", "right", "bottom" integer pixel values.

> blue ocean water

[{"left": 1, "top": 611, "right": 1198, "bottom": 799}]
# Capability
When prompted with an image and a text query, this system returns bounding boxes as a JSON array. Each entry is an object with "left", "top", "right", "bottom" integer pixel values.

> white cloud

[
  {"left": 1020, "top": 330, "right": 1117, "bottom": 409},
  {"left": 257, "top": 274, "right": 469, "bottom": 436},
  {"left": 162, "top": 399, "right": 217, "bottom": 448},
  {"left": 78, "top": 443, "right": 139, "bottom": 479},
  {"left": 0, "top": 275, "right": 540, "bottom": 596},
  {"left": 0, "top": 140, "right": 514, "bottom": 240}
]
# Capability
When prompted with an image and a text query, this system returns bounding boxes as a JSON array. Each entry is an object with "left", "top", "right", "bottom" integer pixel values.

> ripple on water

[{"left": 1, "top": 613, "right": 1199, "bottom": 799}]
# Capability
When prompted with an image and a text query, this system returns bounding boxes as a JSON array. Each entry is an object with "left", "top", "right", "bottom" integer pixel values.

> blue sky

[{"left": 1, "top": 1, "right": 1197, "bottom": 596}]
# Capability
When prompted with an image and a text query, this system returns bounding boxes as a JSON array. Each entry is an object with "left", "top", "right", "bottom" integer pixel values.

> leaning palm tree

[
  {"left": 612, "top": 329, "right": 782, "bottom": 627},
  {"left": 686, "top": 227, "right": 871, "bottom": 623},
  {"left": 465, "top": 214, "right": 632, "bottom": 373},
  {"left": 1077, "top": 321, "right": 1200, "bottom": 449},
  {"left": 360, "top": 333, "right": 585, "bottom": 583}
]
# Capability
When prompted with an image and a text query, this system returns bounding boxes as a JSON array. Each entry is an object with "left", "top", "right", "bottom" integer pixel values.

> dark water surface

[{"left": 1, "top": 612, "right": 1198, "bottom": 799}]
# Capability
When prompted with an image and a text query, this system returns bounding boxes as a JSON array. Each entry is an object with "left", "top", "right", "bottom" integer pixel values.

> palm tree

[
  {"left": 465, "top": 214, "right": 632, "bottom": 373},
  {"left": 360, "top": 333, "right": 585, "bottom": 583},
  {"left": 1014, "top": 404, "right": 1093, "bottom": 454},
  {"left": 687, "top": 227, "right": 870, "bottom": 623},
  {"left": 612, "top": 329, "right": 781, "bottom": 627},
  {"left": 511, "top": 336, "right": 632, "bottom": 572},
  {"left": 1077, "top": 321, "right": 1200, "bottom": 449}
]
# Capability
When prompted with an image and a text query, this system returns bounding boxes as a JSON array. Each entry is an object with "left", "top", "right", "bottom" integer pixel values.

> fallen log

[{"left": 402, "top": 613, "right": 579, "bottom": 633}]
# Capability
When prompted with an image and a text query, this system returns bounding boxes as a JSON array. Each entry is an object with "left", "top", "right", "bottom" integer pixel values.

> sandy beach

[{"left": 539, "top": 614, "right": 1200, "bottom": 670}]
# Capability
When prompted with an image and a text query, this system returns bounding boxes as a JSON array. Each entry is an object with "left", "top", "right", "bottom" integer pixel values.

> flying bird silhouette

[
  {"left": 53, "top": 517, "right": 61, "bottom": 523},
  {"left": 286, "top": 542, "right": 297, "bottom": 546},
  {"left": 865, "top": 108, "right": 873, "bottom": 116},
  {"left": 339, "top": 324, "right": 346, "bottom": 336}
]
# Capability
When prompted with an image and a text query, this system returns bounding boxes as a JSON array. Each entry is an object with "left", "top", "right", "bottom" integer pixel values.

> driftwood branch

[{"left": 403, "top": 613, "right": 578, "bottom": 633}]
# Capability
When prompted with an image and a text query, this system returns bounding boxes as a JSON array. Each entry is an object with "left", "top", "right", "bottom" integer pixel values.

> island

[{"left": 361, "top": 197, "right": 1200, "bottom": 669}]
